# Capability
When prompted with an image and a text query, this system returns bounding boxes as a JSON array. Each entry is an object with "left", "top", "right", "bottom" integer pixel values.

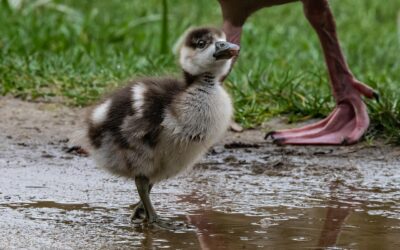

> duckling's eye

[{"left": 196, "top": 40, "right": 206, "bottom": 49}]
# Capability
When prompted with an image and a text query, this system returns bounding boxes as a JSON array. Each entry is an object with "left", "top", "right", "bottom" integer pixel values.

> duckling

[{"left": 85, "top": 27, "right": 239, "bottom": 228}]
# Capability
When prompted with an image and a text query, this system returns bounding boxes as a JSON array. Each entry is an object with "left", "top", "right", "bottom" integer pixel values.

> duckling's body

[
  {"left": 85, "top": 27, "right": 239, "bottom": 228},
  {"left": 88, "top": 75, "right": 232, "bottom": 183}
]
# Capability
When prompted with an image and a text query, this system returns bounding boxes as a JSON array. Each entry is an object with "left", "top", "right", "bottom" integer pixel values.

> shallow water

[
  {"left": 1, "top": 131, "right": 399, "bottom": 249},
  {"left": 2, "top": 201, "right": 399, "bottom": 249}
]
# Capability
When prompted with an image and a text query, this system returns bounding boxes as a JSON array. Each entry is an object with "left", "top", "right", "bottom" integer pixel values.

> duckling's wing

[{"left": 120, "top": 78, "right": 186, "bottom": 148}]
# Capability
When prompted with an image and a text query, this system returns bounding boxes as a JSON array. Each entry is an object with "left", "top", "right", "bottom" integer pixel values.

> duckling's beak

[{"left": 213, "top": 41, "right": 240, "bottom": 60}]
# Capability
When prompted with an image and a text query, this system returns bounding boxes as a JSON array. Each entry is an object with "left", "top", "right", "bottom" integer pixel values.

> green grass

[{"left": 0, "top": 0, "right": 399, "bottom": 143}]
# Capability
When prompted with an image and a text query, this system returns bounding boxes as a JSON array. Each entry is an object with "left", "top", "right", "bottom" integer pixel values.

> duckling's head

[{"left": 177, "top": 27, "right": 240, "bottom": 78}]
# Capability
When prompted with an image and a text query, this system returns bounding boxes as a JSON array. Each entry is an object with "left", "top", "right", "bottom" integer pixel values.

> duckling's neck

[{"left": 183, "top": 71, "right": 219, "bottom": 86}]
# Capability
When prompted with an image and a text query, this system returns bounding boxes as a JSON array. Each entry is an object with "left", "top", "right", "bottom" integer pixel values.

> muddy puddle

[{"left": 0, "top": 98, "right": 399, "bottom": 249}]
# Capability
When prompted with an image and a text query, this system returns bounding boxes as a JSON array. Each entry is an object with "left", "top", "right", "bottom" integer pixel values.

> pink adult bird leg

[{"left": 218, "top": 0, "right": 378, "bottom": 145}]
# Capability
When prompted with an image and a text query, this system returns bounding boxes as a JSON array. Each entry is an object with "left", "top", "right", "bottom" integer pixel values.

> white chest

[
  {"left": 164, "top": 84, "right": 232, "bottom": 144},
  {"left": 152, "top": 84, "right": 233, "bottom": 182}
]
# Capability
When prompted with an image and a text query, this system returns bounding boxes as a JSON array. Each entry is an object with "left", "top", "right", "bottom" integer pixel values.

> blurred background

[{"left": 0, "top": 0, "right": 399, "bottom": 142}]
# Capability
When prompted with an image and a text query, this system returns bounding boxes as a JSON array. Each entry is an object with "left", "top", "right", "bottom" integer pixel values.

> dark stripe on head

[{"left": 184, "top": 27, "right": 223, "bottom": 49}]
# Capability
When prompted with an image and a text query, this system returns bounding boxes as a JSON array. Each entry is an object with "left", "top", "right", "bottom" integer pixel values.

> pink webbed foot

[{"left": 266, "top": 81, "right": 378, "bottom": 145}]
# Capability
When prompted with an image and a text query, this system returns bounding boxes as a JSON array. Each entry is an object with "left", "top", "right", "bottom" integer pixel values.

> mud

[{"left": 0, "top": 97, "right": 399, "bottom": 249}]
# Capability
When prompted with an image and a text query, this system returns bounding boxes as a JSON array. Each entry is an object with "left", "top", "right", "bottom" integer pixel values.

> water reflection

[
  {"left": 134, "top": 180, "right": 400, "bottom": 249},
  {"left": 1, "top": 191, "right": 399, "bottom": 248},
  {"left": 318, "top": 181, "right": 353, "bottom": 248},
  {"left": 133, "top": 206, "right": 399, "bottom": 249}
]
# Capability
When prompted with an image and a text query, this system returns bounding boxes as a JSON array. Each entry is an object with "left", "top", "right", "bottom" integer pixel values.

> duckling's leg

[
  {"left": 135, "top": 176, "right": 158, "bottom": 223},
  {"left": 134, "top": 176, "right": 184, "bottom": 230},
  {"left": 131, "top": 184, "right": 153, "bottom": 222}
]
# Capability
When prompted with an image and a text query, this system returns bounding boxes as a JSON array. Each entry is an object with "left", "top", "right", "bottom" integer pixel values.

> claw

[
  {"left": 373, "top": 91, "right": 380, "bottom": 103},
  {"left": 342, "top": 136, "right": 360, "bottom": 146},
  {"left": 130, "top": 202, "right": 146, "bottom": 222},
  {"left": 65, "top": 145, "right": 89, "bottom": 156},
  {"left": 264, "top": 131, "right": 276, "bottom": 140},
  {"left": 273, "top": 138, "right": 285, "bottom": 145},
  {"left": 148, "top": 218, "right": 188, "bottom": 231}
]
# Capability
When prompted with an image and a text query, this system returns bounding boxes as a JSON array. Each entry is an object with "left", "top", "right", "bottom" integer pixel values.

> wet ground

[{"left": 0, "top": 97, "right": 399, "bottom": 249}]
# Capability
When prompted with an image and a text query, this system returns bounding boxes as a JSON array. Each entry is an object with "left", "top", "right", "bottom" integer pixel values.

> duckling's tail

[{"left": 66, "top": 128, "right": 91, "bottom": 156}]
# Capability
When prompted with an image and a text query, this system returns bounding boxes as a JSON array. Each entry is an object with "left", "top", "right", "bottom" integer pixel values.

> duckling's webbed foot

[
  {"left": 130, "top": 201, "right": 145, "bottom": 223},
  {"left": 150, "top": 218, "right": 190, "bottom": 231}
]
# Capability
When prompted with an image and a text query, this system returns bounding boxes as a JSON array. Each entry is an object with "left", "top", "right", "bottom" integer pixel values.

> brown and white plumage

[{"left": 85, "top": 27, "right": 239, "bottom": 227}]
